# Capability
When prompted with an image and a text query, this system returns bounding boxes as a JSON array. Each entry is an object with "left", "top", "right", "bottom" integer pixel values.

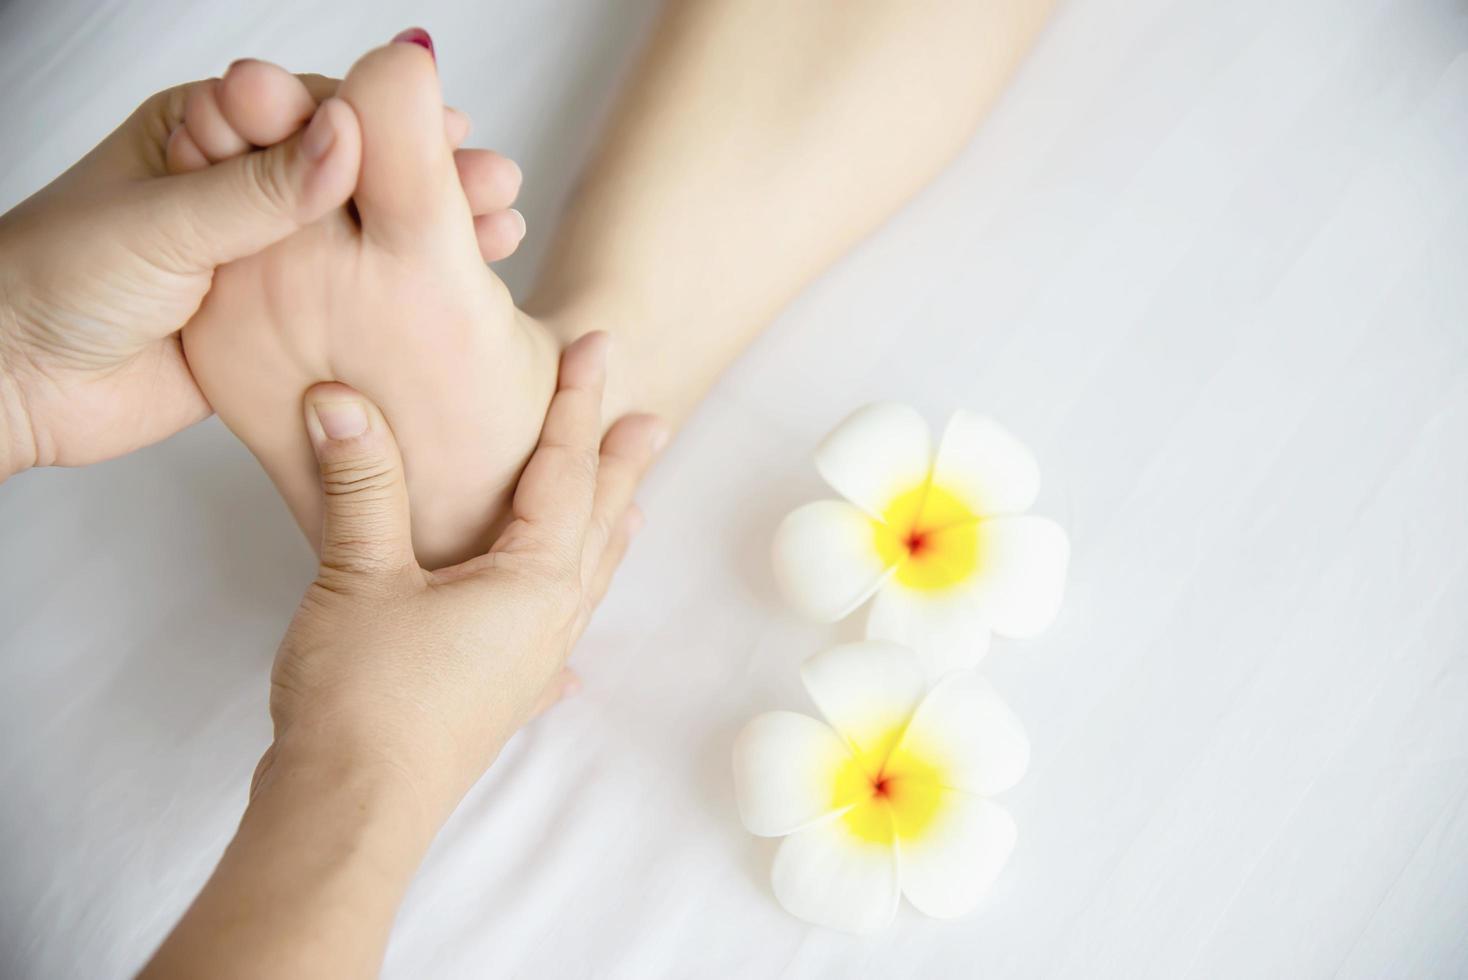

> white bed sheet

[{"left": 2, "top": 0, "right": 1466, "bottom": 976}]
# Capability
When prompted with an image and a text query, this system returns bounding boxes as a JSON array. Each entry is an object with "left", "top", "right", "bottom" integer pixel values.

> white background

[{"left": 2, "top": 0, "right": 1466, "bottom": 976}]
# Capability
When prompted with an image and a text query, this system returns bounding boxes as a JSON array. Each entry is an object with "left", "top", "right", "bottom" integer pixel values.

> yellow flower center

[
  {"left": 832, "top": 732, "right": 945, "bottom": 845},
  {"left": 873, "top": 482, "right": 981, "bottom": 591}
]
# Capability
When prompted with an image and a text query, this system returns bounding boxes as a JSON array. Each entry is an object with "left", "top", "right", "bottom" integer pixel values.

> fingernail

[
  {"left": 301, "top": 101, "right": 338, "bottom": 163},
  {"left": 508, "top": 208, "right": 527, "bottom": 240},
  {"left": 649, "top": 422, "right": 670, "bottom": 453},
  {"left": 562, "top": 674, "right": 583, "bottom": 698},
  {"left": 392, "top": 27, "right": 435, "bottom": 60},
  {"left": 627, "top": 507, "right": 646, "bottom": 536},
  {"left": 310, "top": 401, "right": 368, "bottom": 440}
]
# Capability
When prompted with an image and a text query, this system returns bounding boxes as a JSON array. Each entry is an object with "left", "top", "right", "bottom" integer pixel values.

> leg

[{"left": 528, "top": 0, "right": 1055, "bottom": 423}]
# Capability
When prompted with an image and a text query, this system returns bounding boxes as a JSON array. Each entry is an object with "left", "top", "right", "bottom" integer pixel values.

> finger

[
  {"left": 217, "top": 58, "right": 318, "bottom": 146},
  {"left": 581, "top": 414, "right": 667, "bottom": 583},
  {"left": 456, "top": 148, "right": 522, "bottom": 213},
  {"left": 473, "top": 209, "right": 527, "bottom": 262},
  {"left": 182, "top": 78, "right": 251, "bottom": 162},
  {"left": 164, "top": 124, "right": 209, "bottom": 173},
  {"left": 528, "top": 668, "right": 582, "bottom": 720},
  {"left": 496, "top": 332, "right": 610, "bottom": 559},
  {"left": 573, "top": 505, "right": 644, "bottom": 638},
  {"left": 303, "top": 382, "right": 417, "bottom": 579},
  {"left": 155, "top": 96, "right": 361, "bottom": 270}
]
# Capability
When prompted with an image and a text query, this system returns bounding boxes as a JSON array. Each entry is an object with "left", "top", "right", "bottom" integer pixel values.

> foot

[
  {"left": 179, "top": 38, "right": 559, "bottom": 568},
  {"left": 165, "top": 54, "right": 531, "bottom": 263}
]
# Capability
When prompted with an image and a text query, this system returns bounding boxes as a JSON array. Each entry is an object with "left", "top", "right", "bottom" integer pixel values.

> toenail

[{"left": 391, "top": 27, "right": 435, "bottom": 61}]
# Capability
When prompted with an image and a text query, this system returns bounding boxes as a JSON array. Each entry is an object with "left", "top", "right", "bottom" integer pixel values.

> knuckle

[
  {"left": 575, "top": 446, "right": 601, "bottom": 485},
  {"left": 318, "top": 456, "right": 399, "bottom": 497},
  {"left": 543, "top": 442, "right": 599, "bottom": 484},
  {"left": 243, "top": 147, "right": 295, "bottom": 219}
]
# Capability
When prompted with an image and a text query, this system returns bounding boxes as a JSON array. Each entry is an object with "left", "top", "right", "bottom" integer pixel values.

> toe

[
  {"left": 217, "top": 59, "right": 318, "bottom": 146},
  {"left": 455, "top": 149, "right": 523, "bottom": 214},
  {"left": 183, "top": 78, "right": 250, "bottom": 162},
  {"left": 337, "top": 40, "right": 470, "bottom": 249},
  {"left": 473, "top": 208, "right": 527, "bottom": 263}
]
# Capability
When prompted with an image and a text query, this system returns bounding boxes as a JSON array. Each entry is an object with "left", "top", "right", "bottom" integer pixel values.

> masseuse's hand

[
  {"left": 264, "top": 332, "right": 664, "bottom": 819},
  {"left": 146, "top": 333, "right": 665, "bottom": 979},
  {"left": 0, "top": 78, "right": 361, "bottom": 478}
]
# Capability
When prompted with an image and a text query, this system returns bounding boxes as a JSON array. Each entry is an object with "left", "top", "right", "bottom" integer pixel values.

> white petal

[
  {"left": 930, "top": 411, "right": 1041, "bottom": 517},
  {"left": 971, "top": 516, "right": 1070, "bottom": 638},
  {"left": 865, "top": 581, "right": 993, "bottom": 678},
  {"left": 771, "top": 814, "right": 900, "bottom": 933},
  {"left": 814, "top": 402, "right": 933, "bottom": 518},
  {"left": 896, "top": 672, "right": 1030, "bottom": 796},
  {"left": 898, "top": 796, "right": 1017, "bottom": 919},
  {"left": 800, "top": 641, "right": 927, "bottom": 757},
  {"left": 772, "top": 501, "right": 893, "bottom": 622},
  {"left": 733, "top": 712, "right": 853, "bottom": 837}
]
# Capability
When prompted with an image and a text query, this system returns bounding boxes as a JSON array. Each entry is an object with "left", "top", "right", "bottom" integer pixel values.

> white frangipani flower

[
  {"left": 733, "top": 641, "right": 1029, "bottom": 933},
  {"left": 772, "top": 403, "right": 1068, "bottom": 676}
]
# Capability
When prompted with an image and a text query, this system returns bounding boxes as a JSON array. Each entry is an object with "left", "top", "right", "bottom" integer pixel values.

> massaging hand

[
  {"left": 0, "top": 63, "right": 511, "bottom": 478},
  {"left": 0, "top": 79, "right": 365, "bottom": 475},
  {"left": 260, "top": 333, "right": 665, "bottom": 819}
]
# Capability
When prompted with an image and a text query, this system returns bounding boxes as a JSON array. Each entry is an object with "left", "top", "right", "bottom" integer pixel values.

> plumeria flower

[
  {"left": 772, "top": 403, "right": 1069, "bottom": 676},
  {"left": 733, "top": 641, "right": 1029, "bottom": 932}
]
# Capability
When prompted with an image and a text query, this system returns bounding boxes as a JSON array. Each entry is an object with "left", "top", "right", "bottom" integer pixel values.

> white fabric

[{"left": 2, "top": 0, "right": 1467, "bottom": 976}]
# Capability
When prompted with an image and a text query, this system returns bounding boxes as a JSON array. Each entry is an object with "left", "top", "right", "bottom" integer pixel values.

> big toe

[{"left": 337, "top": 35, "right": 470, "bottom": 250}]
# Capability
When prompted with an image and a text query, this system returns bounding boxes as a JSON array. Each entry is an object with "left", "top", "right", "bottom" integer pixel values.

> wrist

[
  {"left": 146, "top": 746, "right": 437, "bottom": 979},
  {"left": 252, "top": 734, "right": 447, "bottom": 849}
]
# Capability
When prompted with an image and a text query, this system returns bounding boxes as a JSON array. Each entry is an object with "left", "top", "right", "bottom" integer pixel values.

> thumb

[
  {"left": 160, "top": 97, "right": 361, "bottom": 269},
  {"left": 303, "top": 383, "right": 417, "bottom": 580}
]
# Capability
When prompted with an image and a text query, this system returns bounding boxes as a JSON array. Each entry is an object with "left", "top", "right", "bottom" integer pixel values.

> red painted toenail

[{"left": 391, "top": 27, "right": 435, "bottom": 61}]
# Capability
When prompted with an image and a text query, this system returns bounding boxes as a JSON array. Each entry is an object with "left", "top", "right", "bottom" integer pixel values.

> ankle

[{"left": 525, "top": 289, "right": 645, "bottom": 423}]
